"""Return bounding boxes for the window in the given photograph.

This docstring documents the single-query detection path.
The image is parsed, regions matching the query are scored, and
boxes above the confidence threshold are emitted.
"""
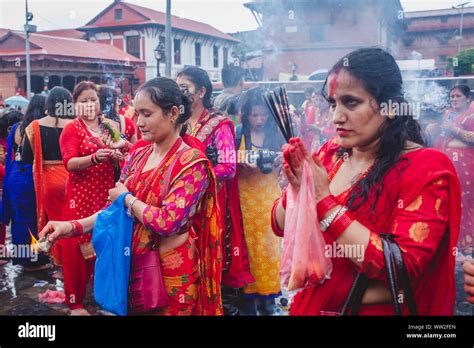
[115,9,122,21]
[213,46,219,68]
[223,47,228,66]
[402,37,414,47]
[195,42,201,66]
[174,39,181,65]
[126,36,140,58]
[437,55,447,63]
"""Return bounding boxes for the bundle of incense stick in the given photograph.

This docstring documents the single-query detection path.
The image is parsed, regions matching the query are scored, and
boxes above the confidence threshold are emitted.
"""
[263,87,294,143]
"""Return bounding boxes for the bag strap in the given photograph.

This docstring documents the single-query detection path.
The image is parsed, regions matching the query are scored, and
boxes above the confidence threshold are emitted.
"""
[343,234,418,316]
[386,235,418,315]
[341,272,368,315]
[381,234,402,315]
[235,124,243,149]
[159,147,188,202]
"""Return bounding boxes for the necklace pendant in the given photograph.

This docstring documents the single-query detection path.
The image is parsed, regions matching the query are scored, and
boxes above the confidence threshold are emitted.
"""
[15,151,21,161]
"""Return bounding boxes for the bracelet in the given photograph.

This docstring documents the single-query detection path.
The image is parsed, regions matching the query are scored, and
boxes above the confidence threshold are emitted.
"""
[459,128,474,143]
[317,195,339,218]
[320,205,346,232]
[91,153,101,165]
[68,220,83,237]
[127,197,139,218]
[281,190,287,209]
[326,211,355,241]
[271,199,284,237]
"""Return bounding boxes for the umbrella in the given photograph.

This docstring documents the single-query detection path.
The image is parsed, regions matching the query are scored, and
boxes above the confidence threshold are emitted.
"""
[4,95,29,109]
[308,69,328,81]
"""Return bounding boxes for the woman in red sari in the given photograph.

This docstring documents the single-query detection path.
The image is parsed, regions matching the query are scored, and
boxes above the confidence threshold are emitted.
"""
[59,81,121,315]
[432,85,473,255]
[40,77,222,315]
[271,48,461,315]
[177,67,254,314]
[22,87,75,272]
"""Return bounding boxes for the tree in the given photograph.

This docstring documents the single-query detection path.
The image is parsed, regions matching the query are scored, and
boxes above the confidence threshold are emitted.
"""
[448,48,474,76]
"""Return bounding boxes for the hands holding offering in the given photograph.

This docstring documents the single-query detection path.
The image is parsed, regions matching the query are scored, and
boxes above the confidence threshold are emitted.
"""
[282,137,331,202]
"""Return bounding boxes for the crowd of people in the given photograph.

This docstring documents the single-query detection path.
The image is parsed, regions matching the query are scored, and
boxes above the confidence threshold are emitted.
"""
[0,47,472,316]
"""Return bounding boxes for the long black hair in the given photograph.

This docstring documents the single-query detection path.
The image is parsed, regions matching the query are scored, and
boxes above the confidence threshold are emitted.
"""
[322,47,425,211]
[136,77,193,130]
[47,86,74,121]
[98,86,120,123]
[0,110,23,138]
[19,94,47,137]
[450,84,471,99]
[177,66,214,109]
[239,87,284,151]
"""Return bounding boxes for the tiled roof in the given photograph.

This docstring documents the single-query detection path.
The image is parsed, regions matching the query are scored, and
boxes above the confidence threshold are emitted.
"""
[405,6,474,18]
[0,31,144,65]
[0,28,9,39]
[38,29,86,40]
[81,1,239,42]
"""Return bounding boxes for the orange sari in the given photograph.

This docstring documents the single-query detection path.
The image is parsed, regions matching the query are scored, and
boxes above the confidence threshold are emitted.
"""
[25,120,68,266]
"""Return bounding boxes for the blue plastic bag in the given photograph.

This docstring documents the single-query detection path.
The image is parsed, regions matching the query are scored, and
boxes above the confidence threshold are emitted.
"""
[92,192,133,316]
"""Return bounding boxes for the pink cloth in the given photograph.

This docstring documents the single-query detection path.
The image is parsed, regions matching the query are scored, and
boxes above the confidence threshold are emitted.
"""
[205,122,236,181]
[281,161,332,291]
[38,290,66,304]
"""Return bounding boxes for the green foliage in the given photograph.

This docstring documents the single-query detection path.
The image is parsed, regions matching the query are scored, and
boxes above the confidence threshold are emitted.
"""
[448,48,474,76]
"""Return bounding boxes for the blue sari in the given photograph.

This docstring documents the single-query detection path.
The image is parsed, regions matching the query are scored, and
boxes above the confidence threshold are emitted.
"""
[0,122,49,266]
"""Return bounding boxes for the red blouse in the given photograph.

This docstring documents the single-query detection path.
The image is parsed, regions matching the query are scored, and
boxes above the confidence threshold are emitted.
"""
[60,118,115,220]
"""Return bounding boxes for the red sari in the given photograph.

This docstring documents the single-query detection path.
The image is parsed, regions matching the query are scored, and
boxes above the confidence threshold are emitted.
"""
[434,107,474,253]
[272,137,461,315]
[187,109,254,288]
[121,137,222,315]
[59,118,116,310]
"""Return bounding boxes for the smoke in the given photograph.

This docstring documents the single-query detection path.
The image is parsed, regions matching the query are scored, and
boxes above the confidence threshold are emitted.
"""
[403,74,449,116]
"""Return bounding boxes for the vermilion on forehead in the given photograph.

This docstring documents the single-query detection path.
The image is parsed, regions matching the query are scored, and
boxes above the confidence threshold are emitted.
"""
[328,70,340,97]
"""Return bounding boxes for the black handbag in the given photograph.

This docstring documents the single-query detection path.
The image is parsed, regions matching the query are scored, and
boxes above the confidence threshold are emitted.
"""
[341,234,418,315]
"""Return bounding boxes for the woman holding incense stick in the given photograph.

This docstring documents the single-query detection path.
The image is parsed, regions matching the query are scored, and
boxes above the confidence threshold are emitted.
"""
[40,77,222,315]
[235,87,284,315]
[176,67,254,315]
[271,48,461,315]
